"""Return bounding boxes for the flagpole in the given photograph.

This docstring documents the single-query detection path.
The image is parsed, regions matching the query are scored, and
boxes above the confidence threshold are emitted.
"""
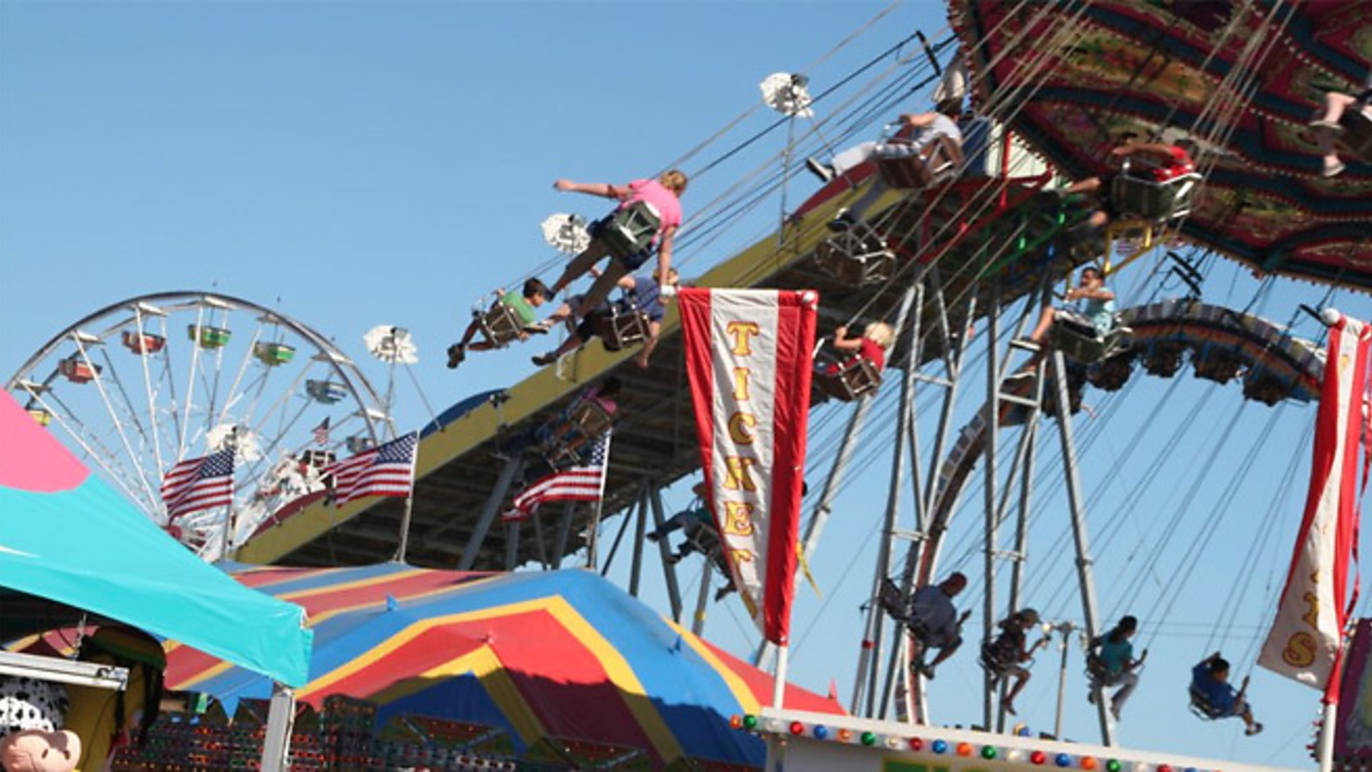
[772,643,789,709]
[1319,700,1337,771]
[395,433,420,564]
[584,431,613,570]
[219,504,234,562]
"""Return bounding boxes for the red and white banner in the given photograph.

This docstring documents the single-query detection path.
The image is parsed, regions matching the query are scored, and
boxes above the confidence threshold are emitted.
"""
[679,288,817,645]
[1260,312,1369,700]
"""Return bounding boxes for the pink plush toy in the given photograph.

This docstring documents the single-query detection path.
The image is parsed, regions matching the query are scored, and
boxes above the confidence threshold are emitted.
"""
[0,677,79,772]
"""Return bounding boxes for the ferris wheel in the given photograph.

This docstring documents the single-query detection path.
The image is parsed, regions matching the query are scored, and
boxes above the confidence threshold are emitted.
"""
[5,291,394,559]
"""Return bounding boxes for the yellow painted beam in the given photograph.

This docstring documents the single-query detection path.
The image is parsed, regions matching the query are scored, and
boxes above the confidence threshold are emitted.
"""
[237,183,895,565]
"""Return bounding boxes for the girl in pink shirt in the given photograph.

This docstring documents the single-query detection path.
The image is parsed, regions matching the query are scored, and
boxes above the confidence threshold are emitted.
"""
[545,169,687,321]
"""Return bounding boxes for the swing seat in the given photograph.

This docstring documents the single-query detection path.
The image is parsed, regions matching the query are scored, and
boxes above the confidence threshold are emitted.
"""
[1109,167,1201,222]
[477,294,537,348]
[878,577,910,623]
[876,135,964,189]
[1193,348,1244,385]
[1188,687,1225,720]
[1056,224,1109,262]
[591,304,651,352]
[1141,341,1188,377]
[979,641,1019,676]
[814,356,883,402]
[1085,654,1112,682]
[1337,108,1372,162]
[568,398,614,438]
[1087,352,1134,391]
[1242,374,1290,406]
[542,399,615,468]
[599,200,662,261]
[1050,314,1130,364]
[815,227,897,287]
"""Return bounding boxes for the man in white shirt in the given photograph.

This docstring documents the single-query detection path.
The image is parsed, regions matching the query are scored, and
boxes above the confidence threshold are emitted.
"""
[806,100,965,230]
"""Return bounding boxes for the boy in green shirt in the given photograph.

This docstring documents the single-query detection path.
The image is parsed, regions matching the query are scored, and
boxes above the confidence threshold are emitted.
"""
[447,279,551,369]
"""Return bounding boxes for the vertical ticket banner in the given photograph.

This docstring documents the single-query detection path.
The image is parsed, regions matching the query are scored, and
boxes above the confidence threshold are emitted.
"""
[1260,312,1369,700]
[678,288,818,645]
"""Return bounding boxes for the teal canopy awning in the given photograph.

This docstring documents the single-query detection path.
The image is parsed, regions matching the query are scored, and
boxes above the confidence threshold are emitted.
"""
[0,390,312,686]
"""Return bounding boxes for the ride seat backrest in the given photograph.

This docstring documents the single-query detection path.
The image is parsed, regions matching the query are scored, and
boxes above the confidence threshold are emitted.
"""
[815,356,883,402]
[479,298,529,347]
[815,227,896,287]
[1052,315,1129,364]
[877,135,964,189]
[568,398,614,439]
[591,304,651,351]
[878,577,909,622]
[1338,107,1372,162]
[1110,163,1200,222]
[980,640,1014,673]
[599,200,662,261]
[1188,686,1223,719]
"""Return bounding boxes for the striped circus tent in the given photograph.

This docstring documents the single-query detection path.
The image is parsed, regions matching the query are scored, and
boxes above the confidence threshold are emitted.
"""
[163,563,844,767]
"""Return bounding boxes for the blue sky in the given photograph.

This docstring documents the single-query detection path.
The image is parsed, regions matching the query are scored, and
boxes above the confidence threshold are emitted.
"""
[3,2,1369,767]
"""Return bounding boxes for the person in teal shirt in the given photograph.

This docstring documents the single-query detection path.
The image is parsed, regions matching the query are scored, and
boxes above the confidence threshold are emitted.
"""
[1088,615,1142,720]
[1025,266,1116,346]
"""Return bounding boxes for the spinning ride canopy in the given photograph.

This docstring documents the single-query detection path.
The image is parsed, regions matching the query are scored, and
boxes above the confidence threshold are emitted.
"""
[0,390,312,686]
[951,0,1372,289]
[164,564,844,767]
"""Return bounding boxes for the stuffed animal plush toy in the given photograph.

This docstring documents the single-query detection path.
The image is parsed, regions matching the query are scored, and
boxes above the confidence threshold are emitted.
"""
[0,676,80,772]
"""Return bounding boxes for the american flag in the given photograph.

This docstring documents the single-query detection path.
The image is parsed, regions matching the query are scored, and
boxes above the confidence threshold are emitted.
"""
[161,449,234,519]
[505,431,611,521]
[325,432,418,506]
[312,416,330,446]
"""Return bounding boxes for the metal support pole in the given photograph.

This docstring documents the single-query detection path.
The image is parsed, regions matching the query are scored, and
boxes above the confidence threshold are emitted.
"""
[692,559,713,636]
[395,494,416,564]
[1054,622,1073,740]
[924,293,977,517]
[1050,349,1113,746]
[1008,419,1040,612]
[905,283,928,527]
[800,396,873,571]
[878,285,928,720]
[983,284,1001,731]
[552,502,574,569]
[457,455,524,570]
[853,285,918,717]
[599,506,635,576]
[504,519,521,571]
[532,508,550,570]
[259,682,295,772]
[1319,700,1338,772]
[629,486,649,597]
[648,485,684,621]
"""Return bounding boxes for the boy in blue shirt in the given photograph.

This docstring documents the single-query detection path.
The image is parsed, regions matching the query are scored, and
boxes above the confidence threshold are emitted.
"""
[532,269,678,369]
[1190,652,1262,736]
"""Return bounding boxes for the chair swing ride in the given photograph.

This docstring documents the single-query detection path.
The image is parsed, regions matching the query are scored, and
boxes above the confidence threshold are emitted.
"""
[9,1,1372,767]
